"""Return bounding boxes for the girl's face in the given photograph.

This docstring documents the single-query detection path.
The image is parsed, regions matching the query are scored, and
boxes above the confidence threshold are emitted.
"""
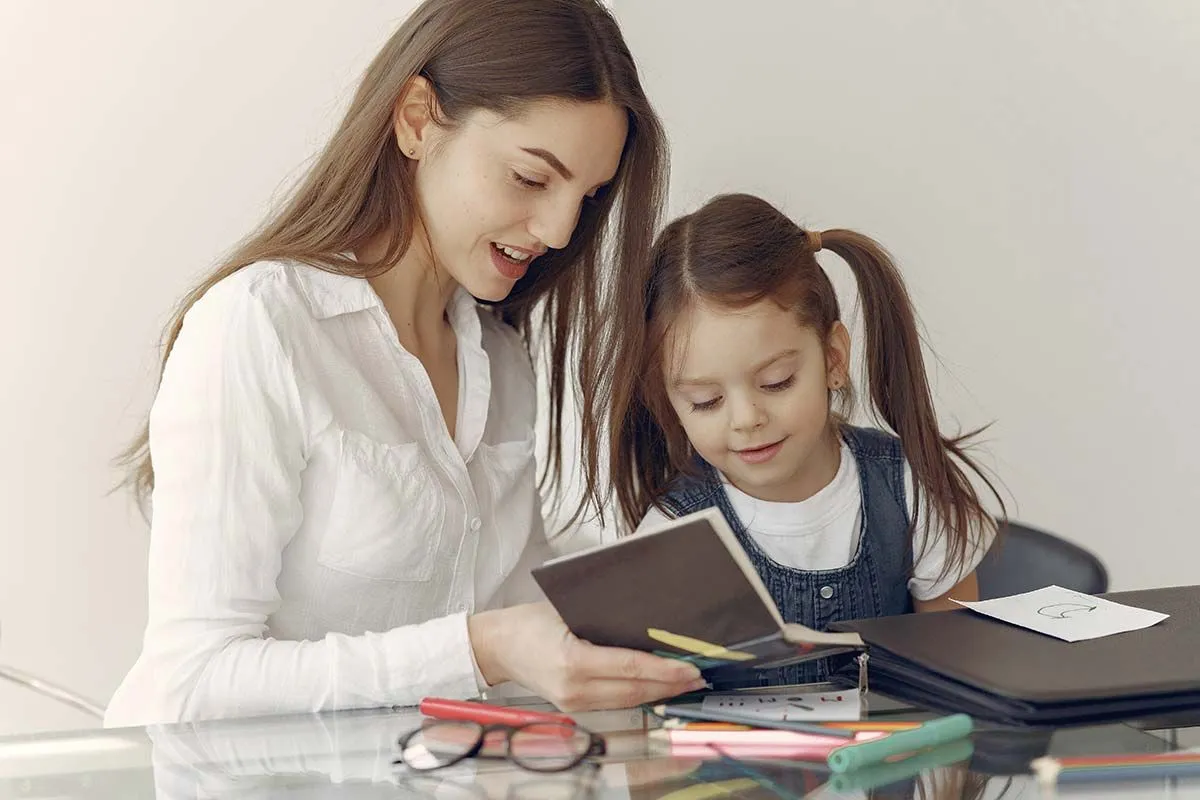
[410,97,627,302]
[663,298,850,502]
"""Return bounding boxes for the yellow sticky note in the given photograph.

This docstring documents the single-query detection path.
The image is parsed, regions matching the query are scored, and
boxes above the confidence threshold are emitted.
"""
[647,628,755,661]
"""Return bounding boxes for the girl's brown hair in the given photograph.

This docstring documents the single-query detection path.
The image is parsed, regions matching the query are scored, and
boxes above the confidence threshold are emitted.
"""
[611,193,1003,582]
[118,0,666,523]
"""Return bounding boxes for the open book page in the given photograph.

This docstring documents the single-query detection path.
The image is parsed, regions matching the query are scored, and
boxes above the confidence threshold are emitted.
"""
[782,623,863,647]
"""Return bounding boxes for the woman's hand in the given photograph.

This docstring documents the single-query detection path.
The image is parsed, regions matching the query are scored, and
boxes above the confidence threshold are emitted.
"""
[468,602,706,712]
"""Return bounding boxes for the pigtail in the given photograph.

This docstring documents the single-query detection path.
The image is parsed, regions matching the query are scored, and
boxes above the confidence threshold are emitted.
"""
[819,229,1004,584]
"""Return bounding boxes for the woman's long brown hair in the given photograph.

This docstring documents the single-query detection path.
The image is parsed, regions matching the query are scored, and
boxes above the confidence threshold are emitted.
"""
[116,0,667,528]
[611,193,1003,583]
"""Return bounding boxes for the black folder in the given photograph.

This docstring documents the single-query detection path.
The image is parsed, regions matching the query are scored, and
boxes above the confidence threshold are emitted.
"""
[829,585,1200,727]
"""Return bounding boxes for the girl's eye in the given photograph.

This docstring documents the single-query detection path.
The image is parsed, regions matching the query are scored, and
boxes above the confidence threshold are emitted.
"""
[762,376,795,392]
[691,397,722,412]
[512,171,546,189]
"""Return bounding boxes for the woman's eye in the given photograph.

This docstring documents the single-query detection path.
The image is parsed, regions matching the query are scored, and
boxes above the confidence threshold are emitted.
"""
[762,376,795,392]
[512,171,546,189]
[690,397,722,412]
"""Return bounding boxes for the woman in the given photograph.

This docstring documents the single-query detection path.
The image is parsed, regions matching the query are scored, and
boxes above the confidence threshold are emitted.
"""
[105,0,703,727]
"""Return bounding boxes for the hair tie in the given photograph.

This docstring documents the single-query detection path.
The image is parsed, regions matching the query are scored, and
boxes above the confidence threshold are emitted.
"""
[805,229,823,253]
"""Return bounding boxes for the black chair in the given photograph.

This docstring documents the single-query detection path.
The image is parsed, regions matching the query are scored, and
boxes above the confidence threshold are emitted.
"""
[974,520,1108,600]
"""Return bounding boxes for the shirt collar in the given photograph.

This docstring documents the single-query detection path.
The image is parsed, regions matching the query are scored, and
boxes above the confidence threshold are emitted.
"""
[293,264,380,320]
[293,264,482,329]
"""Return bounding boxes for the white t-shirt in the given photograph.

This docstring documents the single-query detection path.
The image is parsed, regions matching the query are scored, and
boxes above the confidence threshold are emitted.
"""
[637,442,991,601]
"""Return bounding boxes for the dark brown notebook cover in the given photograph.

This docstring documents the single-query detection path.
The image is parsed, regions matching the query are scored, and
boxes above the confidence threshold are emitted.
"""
[531,508,862,676]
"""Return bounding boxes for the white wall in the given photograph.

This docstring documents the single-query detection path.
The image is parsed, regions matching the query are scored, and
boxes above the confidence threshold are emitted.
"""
[3,0,1197,738]
[0,0,420,736]
[612,0,1200,589]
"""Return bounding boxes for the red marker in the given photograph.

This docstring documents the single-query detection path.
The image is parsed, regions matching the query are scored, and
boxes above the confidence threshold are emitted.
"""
[419,697,576,728]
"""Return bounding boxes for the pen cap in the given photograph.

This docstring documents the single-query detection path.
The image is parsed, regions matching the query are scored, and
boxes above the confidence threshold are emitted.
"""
[827,713,974,773]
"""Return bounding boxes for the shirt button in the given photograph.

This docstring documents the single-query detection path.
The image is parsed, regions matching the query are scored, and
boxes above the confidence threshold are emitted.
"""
[469,517,482,532]
[820,585,835,600]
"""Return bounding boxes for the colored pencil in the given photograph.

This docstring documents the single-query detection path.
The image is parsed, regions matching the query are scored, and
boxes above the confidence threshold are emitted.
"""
[651,704,855,738]
[1032,752,1200,785]
[822,721,922,732]
[664,720,920,733]
[651,728,882,747]
[651,728,883,763]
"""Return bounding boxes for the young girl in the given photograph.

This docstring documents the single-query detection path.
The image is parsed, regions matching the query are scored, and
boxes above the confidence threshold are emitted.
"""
[610,193,1003,686]
[104,0,704,727]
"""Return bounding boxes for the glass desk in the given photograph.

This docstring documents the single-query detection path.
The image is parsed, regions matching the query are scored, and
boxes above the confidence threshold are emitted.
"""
[0,690,1196,799]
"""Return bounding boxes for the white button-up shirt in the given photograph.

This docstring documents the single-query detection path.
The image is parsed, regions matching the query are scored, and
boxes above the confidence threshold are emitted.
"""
[105,261,550,727]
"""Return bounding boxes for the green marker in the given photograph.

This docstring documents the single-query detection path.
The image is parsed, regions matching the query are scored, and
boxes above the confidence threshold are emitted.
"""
[827,713,973,773]
[828,738,974,792]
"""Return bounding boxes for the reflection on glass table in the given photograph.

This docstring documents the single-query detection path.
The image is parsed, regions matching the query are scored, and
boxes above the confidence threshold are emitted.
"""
[0,690,1197,799]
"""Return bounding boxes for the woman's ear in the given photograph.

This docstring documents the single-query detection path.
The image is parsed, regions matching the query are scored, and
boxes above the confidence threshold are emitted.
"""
[392,75,438,159]
[825,321,851,390]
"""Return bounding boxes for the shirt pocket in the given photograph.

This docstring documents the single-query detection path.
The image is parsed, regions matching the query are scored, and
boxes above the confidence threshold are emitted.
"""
[476,435,536,572]
[477,435,535,508]
[317,429,444,583]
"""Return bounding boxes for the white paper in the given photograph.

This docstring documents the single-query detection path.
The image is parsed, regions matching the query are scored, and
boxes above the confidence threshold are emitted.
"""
[953,585,1169,642]
[700,688,861,721]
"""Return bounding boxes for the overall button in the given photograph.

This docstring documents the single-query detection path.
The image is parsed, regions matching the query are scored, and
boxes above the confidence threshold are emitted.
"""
[819,585,835,600]
[469,517,482,532]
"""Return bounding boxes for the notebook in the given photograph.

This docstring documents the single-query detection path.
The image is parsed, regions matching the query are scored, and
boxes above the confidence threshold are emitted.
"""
[531,508,864,678]
[829,585,1200,726]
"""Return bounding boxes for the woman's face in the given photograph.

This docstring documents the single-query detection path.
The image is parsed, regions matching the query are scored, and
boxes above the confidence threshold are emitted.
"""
[411,97,627,302]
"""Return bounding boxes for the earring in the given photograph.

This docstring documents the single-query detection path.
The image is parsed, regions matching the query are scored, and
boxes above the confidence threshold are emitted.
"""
[407,147,416,157]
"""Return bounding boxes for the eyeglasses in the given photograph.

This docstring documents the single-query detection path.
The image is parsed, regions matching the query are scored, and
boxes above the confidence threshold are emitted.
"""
[395,720,606,774]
